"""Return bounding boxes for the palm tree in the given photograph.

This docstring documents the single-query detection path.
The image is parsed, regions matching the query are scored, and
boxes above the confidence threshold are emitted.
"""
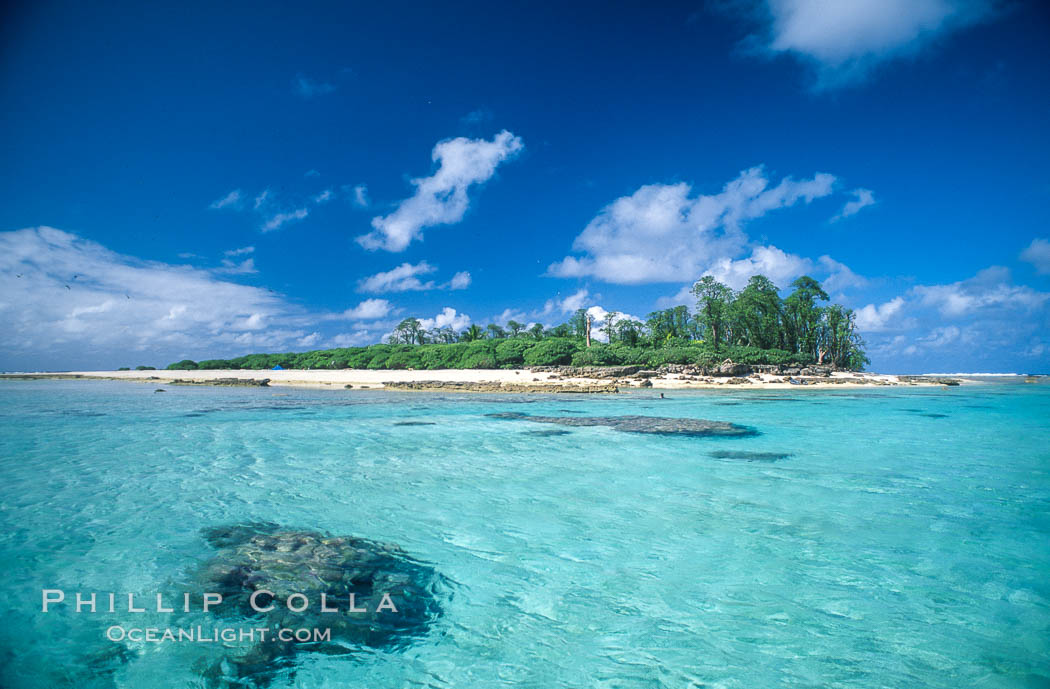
[461,324,484,342]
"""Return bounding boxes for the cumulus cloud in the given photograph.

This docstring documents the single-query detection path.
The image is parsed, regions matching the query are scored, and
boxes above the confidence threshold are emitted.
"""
[209,190,242,210]
[818,255,868,292]
[358,262,437,293]
[858,264,1050,371]
[655,250,864,307]
[313,189,333,204]
[358,130,524,251]
[752,0,996,87]
[262,208,309,233]
[0,227,317,370]
[253,190,270,210]
[448,271,471,290]
[0,228,417,370]
[919,325,961,348]
[417,307,471,332]
[493,307,529,325]
[912,266,1049,317]
[705,245,815,290]
[583,306,645,343]
[542,288,592,315]
[328,330,377,347]
[547,166,835,285]
[326,299,393,320]
[1021,238,1050,275]
[855,297,906,332]
[831,188,876,222]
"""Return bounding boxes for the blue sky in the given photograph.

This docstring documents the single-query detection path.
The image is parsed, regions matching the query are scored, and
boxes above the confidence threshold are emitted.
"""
[1,0,1048,372]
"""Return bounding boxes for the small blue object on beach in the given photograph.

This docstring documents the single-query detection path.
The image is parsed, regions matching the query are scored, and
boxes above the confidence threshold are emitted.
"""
[272,365,283,370]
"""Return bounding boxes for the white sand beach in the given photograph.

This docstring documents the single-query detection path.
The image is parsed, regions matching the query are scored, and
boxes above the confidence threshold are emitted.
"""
[3,368,962,391]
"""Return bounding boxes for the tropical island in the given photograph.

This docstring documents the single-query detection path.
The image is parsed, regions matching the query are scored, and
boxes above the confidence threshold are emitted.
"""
[166,275,869,373]
[6,274,966,389]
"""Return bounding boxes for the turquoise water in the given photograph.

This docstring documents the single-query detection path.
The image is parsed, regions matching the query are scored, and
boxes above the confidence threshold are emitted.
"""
[1,379,1048,688]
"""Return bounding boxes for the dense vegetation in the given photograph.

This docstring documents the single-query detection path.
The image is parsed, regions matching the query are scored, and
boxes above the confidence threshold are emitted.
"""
[167,274,868,371]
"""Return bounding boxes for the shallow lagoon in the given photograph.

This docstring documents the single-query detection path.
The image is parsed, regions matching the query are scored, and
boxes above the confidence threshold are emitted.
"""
[1,379,1048,687]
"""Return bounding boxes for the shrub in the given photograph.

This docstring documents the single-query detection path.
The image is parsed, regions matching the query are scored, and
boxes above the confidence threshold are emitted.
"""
[166,360,198,370]
[384,349,424,370]
[346,348,376,368]
[495,339,532,367]
[419,343,468,369]
[197,359,230,370]
[523,338,578,366]
[723,346,810,366]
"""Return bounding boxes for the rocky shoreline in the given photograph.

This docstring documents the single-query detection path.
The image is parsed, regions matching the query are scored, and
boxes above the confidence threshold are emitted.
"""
[380,380,621,393]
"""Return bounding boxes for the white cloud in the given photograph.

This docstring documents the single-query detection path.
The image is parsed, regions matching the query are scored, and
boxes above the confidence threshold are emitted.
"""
[584,306,645,343]
[351,184,369,208]
[358,130,524,251]
[654,284,695,309]
[493,307,528,325]
[705,245,814,290]
[297,332,321,348]
[217,257,257,275]
[328,330,376,347]
[358,262,472,293]
[543,288,592,315]
[913,266,1049,317]
[313,189,333,204]
[0,227,313,369]
[224,246,255,257]
[831,188,876,222]
[262,208,309,233]
[418,307,471,332]
[331,299,393,320]
[253,190,270,210]
[547,166,835,284]
[818,255,868,292]
[295,76,335,98]
[358,262,437,293]
[1021,238,1050,275]
[755,0,995,86]
[920,325,961,349]
[655,251,863,307]
[855,297,906,332]
[209,190,242,210]
[448,271,471,290]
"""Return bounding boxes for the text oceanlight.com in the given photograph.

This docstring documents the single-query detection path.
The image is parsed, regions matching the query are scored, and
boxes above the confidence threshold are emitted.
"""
[105,626,331,644]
